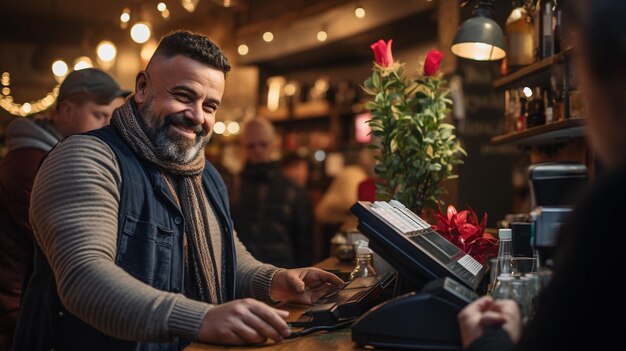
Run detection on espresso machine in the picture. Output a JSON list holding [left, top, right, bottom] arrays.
[[528, 162, 587, 267]]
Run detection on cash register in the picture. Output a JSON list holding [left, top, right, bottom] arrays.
[[348, 200, 486, 350]]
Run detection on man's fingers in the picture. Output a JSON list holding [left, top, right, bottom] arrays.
[[315, 269, 344, 285], [287, 272, 306, 293], [231, 324, 267, 344], [249, 303, 291, 338], [241, 312, 285, 343], [481, 311, 507, 327]]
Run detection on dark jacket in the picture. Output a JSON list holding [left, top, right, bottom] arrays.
[[230, 161, 313, 268], [0, 118, 60, 349], [14, 126, 236, 351], [468, 161, 626, 351]]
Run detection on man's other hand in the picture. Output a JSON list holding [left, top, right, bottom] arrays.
[[197, 299, 290, 345], [270, 267, 344, 305]]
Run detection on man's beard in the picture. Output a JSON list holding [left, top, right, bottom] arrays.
[[140, 98, 211, 164]]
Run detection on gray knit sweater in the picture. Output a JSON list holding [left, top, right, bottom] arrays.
[[29, 134, 280, 342]]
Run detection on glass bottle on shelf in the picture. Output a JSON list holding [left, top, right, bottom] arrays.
[[544, 90, 554, 123], [553, 0, 564, 53], [505, 1, 535, 67], [541, 0, 555, 58], [532, 0, 542, 61], [517, 93, 527, 131], [527, 87, 546, 128]]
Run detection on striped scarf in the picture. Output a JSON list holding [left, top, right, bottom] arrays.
[[111, 98, 221, 304]]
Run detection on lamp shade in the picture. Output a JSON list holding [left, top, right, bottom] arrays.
[[451, 16, 506, 61]]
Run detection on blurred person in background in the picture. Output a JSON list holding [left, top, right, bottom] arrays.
[[230, 117, 314, 268], [0, 68, 127, 351], [315, 147, 376, 256], [458, 0, 626, 349], [280, 152, 309, 188]]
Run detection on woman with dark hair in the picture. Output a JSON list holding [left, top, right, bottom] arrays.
[[458, 0, 626, 349]]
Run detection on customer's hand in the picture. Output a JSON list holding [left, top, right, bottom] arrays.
[[270, 267, 344, 305], [197, 299, 290, 345], [458, 296, 522, 348]]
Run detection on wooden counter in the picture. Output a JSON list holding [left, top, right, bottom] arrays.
[[185, 257, 367, 351]]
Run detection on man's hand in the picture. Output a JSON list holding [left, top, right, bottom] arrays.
[[270, 268, 344, 305], [197, 298, 290, 345]]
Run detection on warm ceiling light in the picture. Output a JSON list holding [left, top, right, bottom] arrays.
[[161, 8, 170, 19], [73, 56, 93, 70], [355, 7, 365, 18], [263, 31, 274, 42], [226, 121, 240, 135], [51, 60, 68, 77], [451, 0, 506, 61], [181, 0, 200, 13], [130, 22, 152, 44], [96, 40, 117, 62], [157, 2, 167, 11], [120, 8, 131, 28], [317, 30, 328, 42], [213, 121, 226, 134], [237, 44, 249, 55]]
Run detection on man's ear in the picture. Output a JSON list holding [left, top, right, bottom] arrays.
[[56, 100, 74, 123], [134, 70, 148, 109]]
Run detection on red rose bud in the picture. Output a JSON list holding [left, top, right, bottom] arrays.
[[424, 49, 443, 76], [370, 39, 394, 67]]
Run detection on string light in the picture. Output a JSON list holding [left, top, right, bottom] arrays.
[[73, 56, 93, 70], [96, 41, 117, 62], [120, 7, 131, 29], [0, 72, 60, 116]]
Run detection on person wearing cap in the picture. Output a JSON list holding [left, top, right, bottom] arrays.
[[0, 68, 127, 350], [457, 0, 626, 350], [14, 30, 342, 350]]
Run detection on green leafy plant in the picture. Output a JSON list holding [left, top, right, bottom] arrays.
[[363, 39, 466, 214]]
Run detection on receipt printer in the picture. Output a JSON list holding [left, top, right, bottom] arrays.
[[351, 277, 478, 350]]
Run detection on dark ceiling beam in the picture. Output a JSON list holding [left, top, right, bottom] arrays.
[[0, 14, 115, 45]]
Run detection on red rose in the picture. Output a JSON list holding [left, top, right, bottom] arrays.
[[424, 49, 443, 76], [370, 39, 394, 67]]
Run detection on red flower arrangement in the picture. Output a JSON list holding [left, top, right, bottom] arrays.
[[431, 205, 498, 264]]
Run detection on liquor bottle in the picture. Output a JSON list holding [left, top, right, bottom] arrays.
[[544, 90, 554, 123], [527, 87, 546, 128], [517, 94, 527, 131], [553, 0, 564, 53], [532, 0, 542, 61], [541, 0, 555, 58], [505, 1, 535, 67]]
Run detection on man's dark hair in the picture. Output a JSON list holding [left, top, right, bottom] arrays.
[[148, 30, 231, 75]]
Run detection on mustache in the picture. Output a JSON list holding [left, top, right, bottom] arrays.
[[164, 114, 207, 137]]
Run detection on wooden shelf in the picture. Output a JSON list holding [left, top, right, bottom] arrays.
[[490, 118, 585, 146], [493, 48, 572, 89]]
